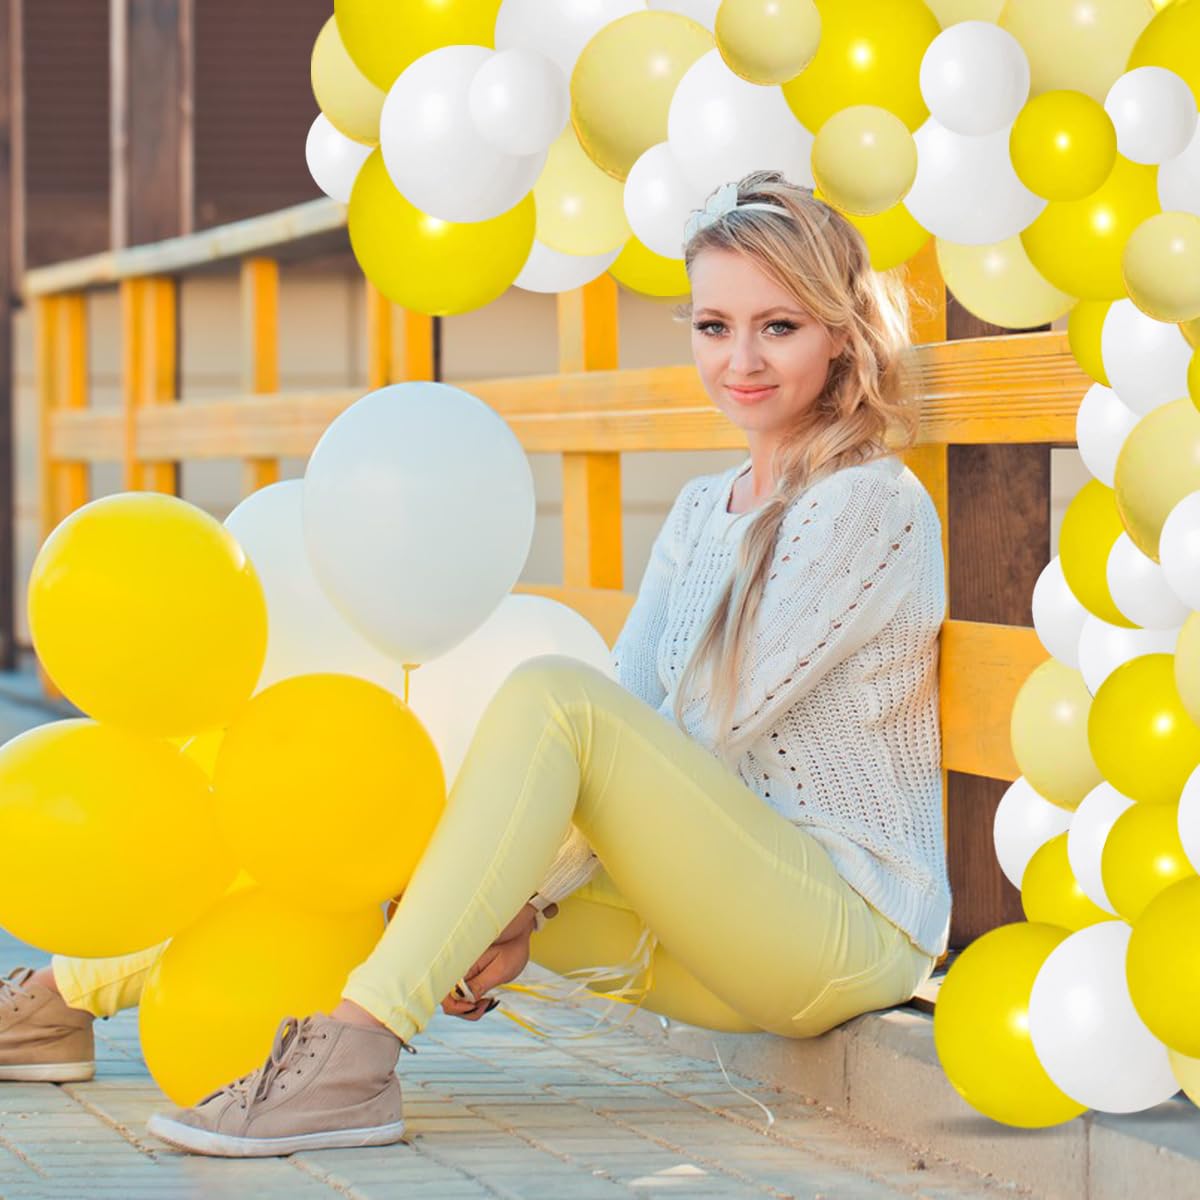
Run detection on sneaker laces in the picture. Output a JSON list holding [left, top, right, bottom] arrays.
[[196, 1015, 316, 1111], [0, 968, 37, 1014]]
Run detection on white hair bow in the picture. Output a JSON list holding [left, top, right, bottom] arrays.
[[682, 181, 790, 249]]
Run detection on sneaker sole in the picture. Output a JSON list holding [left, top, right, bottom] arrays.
[[145, 1114, 407, 1158], [0, 1062, 95, 1083]]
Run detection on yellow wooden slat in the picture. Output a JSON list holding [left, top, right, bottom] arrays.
[[242, 258, 281, 493], [903, 238, 947, 346], [365, 281, 436, 388], [143, 277, 179, 494]]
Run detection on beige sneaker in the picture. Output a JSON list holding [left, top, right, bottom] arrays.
[[146, 1013, 412, 1157], [0, 966, 95, 1083]]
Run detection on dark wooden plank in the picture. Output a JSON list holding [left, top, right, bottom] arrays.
[[944, 295, 1052, 948]]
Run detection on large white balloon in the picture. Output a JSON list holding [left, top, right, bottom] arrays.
[[1075, 383, 1139, 489], [1159, 491, 1200, 610], [918, 21, 1029, 137], [1159, 122, 1200, 217], [993, 777, 1073, 891], [494, 0, 646, 78], [303, 382, 536, 665], [648, 0, 718, 29], [224, 481, 404, 696], [1067, 782, 1135, 915], [1104, 67, 1198, 167], [1077, 616, 1181, 695], [1031, 556, 1088, 668], [1177, 764, 1200, 874], [668, 49, 815, 198], [1107, 532, 1191, 630], [903, 118, 1044, 244], [624, 142, 707, 258], [380, 46, 547, 223], [468, 46, 569, 157], [1100, 299, 1193, 416], [406, 594, 615, 787], [513, 239, 624, 293], [305, 114, 372, 204], [1028, 921, 1179, 1113]]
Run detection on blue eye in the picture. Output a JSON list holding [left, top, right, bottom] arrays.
[[692, 320, 798, 336]]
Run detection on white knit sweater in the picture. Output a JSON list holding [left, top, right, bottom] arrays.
[[533, 453, 952, 960]]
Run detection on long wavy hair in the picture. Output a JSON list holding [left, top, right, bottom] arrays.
[[669, 169, 923, 768]]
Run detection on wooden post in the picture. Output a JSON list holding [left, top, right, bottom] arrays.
[[241, 257, 280, 494], [557, 275, 622, 590], [122, 276, 179, 493], [364, 281, 435, 388]]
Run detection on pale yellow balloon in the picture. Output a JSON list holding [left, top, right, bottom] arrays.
[[926, 0, 1005, 24], [1168, 1048, 1200, 1108], [572, 11, 713, 182], [1183, 317, 1200, 349], [811, 105, 918, 216], [998, 0, 1156, 103], [311, 15, 384, 146], [715, 0, 822, 85], [1175, 611, 1200, 728], [936, 236, 1075, 330], [1123, 211, 1200, 323], [1113, 397, 1200, 561], [534, 125, 632, 256]]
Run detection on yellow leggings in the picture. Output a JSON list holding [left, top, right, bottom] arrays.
[[54, 656, 935, 1042]]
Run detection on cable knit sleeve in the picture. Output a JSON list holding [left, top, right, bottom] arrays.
[[679, 468, 923, 756]]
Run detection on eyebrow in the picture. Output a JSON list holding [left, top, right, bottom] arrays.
[[692, 306, 803, 319]]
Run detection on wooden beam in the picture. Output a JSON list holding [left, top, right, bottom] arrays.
[[241, 257, 280, 494], [365, 281, 435, 388]]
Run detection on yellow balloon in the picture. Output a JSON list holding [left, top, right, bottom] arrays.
[[140, 886, 385, 1106], [1058, 480, 1137, 626], [1182, 315, 1200, 348], [610, 235, 690, 298], [1123, 211, 1200, 323], [1020, 154, 1161, 300], [571, 11, 713, 182], [715, 0, 822, 85], [1176, 611, 1200, 725], [28, 493, 266, 739], [1126, 875, 1200, 1057], [1067, 300, 1112, 385], [348, 152, 535, 317], [782, 0, 940, 132], [998, 0, 1156, 103], [1168, 1047, 1200, 1107], [214, 674, 445, 914], [180, 727, 225, 778], [936, 235, 1075, 330], [1190, 346, 1200, 409], [1113, 397, 1200, 561], [1021, 832, 1113, 930], [1011, 659, 1103, 810], [810, 106, 917, 216], [1089, 653, 1200, 804], [334, 0, 502, 91], [1009, 90, 1118, 202], [926, 0, 1005, 21], [310, 15, 384, 146], [1127, 0, 1200, 108], [932, 922, 1086, 1127], [535, 126, 632, 256], [1101, 802, 1196, 922], [815, 187, 931, 271], [0, 720, 237, 957]]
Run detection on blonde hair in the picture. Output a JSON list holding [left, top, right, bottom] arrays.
[[669, 169, 922, 768]]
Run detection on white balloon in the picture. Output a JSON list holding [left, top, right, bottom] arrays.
[[993, 777, 1073, 891], [1077, 615, 1180, 695], [1031, 556, 1089, 668], [494, 0, 646, 79], [1104, 66, 1198, 167], [305, 114, 372, 204], [302, 382, 536, 665], [624, 142, 707, 258], [513, 239, 624, 292], [668, 49, 815, 198], [224, 482, 404, 696], [1159, 122, 1200, 217], [1100, 299, 1193, 416], [918, 21, 1030, 137], [1028, 921, 1179, 1113], [648, 0, 718, 29], [406, 595, 615, 787], [1075, 383, 1139, 489], [468, 46, 569, 157], [1178, 764, 1200, 874], [1107, 532, 1191, 629], [903, 118, 1044, 244], [1067, 782, 1136, 915], [380, 46, 546, 223], [1160, 491, 1200, 610]]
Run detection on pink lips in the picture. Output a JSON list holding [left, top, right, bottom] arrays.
[[726, 385, 777, 405]]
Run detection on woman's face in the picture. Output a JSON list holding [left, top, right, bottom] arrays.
[[688, 248, 847, 438]]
